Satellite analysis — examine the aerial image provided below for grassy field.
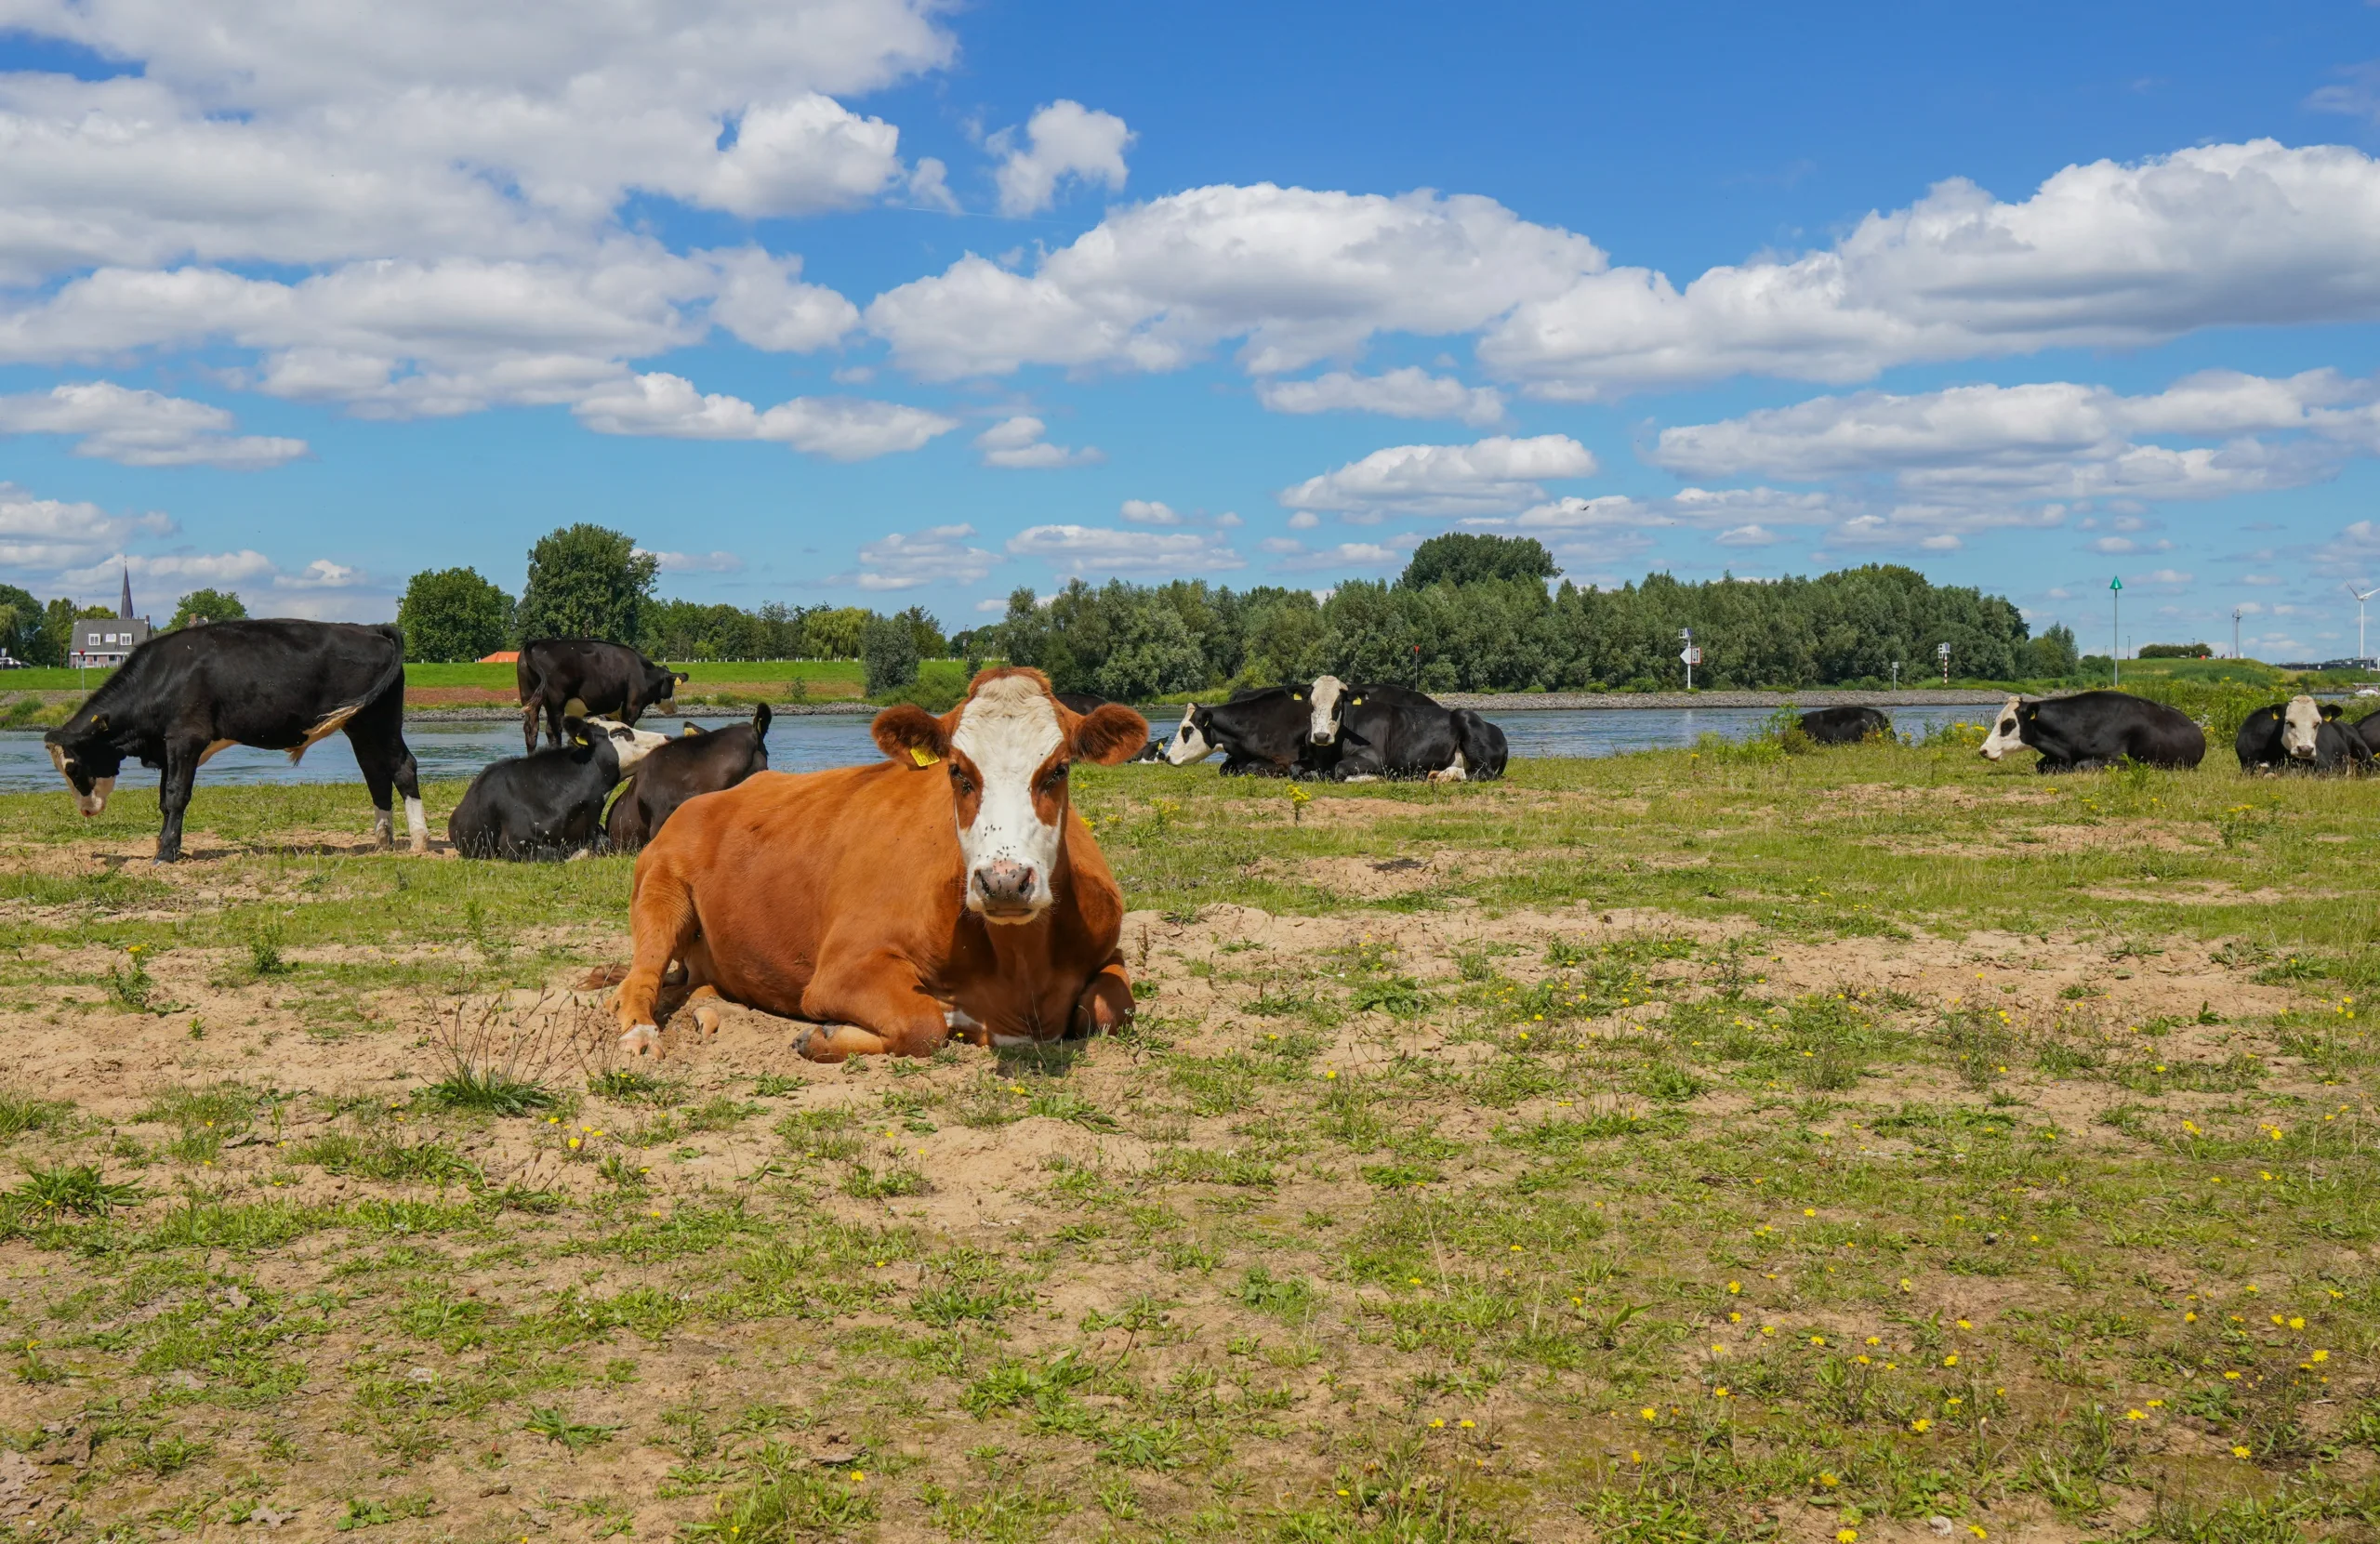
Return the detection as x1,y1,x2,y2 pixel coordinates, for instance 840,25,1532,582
0,735,2376,1542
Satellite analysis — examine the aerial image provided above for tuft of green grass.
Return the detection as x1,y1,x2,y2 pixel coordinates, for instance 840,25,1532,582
0,1089,72,1141
522,1405,621,1453
12,1163,142,1216
424,1066,556,1116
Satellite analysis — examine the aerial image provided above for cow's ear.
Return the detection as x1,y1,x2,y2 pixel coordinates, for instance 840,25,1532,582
681,723,702,737
2323,703,2345,719
1291,692,1303,700
563,715,589,746
1071,703,1149,766
1351,695,1364,706
873,704,950,765
89,714,107,734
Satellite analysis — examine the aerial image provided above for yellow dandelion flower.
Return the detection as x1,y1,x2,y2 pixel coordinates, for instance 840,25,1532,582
1640,1407,1657,1421
1911,1419,1930,1433
2232,1445,2251,1458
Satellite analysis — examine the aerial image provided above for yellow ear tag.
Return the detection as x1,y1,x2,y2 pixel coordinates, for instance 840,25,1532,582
909,746,940,767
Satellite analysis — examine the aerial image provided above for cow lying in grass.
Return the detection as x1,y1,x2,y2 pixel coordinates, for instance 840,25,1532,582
613,667,1146,1061
448,707,667,859
606,704,772,850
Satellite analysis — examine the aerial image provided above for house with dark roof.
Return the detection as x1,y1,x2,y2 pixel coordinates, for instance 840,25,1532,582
69,569,154,668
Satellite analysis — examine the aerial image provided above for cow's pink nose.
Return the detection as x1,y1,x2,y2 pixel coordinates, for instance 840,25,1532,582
974,861,1037,907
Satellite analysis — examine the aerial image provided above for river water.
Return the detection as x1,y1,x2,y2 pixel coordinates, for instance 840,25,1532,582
0,704,1999,795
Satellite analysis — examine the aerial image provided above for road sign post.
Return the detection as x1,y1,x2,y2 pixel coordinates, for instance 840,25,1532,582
2110,575,2122,687
1679,628,1699,691
1937,640,1950,685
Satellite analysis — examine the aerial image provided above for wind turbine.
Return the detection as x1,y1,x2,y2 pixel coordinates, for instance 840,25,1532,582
2352,583,2380,664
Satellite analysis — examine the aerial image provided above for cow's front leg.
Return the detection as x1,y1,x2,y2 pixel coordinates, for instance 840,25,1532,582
798,949,952,1061
153,739,204,864
1067,961,1134,1041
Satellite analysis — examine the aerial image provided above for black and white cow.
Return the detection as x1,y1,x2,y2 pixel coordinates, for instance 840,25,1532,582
450,710,668,859
1165,686,1327,776
1302,675,1503,783
1450,709,1510,780
517,639,688,755
605,704,772,850
1977,691,2206,772
1798,706,1893,745
43,619,423,863
2236,695,2372,773
2354,708,2380,760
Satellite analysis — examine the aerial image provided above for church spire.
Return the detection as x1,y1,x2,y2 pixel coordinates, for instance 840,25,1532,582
118,566,133,621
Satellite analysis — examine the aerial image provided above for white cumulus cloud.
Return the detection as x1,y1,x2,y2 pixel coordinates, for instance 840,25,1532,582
1255,367,1504,426
1004,524,1243,576
1483,140,2380,399
0,482,176,574
1278,434,1597,520
640,549,744,574
835,523,996,591
990,100,1132,218
0,381,307,468
866,184,1603,380
974,415,1099,468
574,372,956,459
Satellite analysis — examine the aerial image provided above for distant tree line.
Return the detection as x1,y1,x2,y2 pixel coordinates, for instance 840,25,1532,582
371,526,2075,700
978,534,2076,700
397,524,948,692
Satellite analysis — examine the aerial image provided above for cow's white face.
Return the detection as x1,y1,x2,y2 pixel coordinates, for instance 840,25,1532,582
1977,695,2028,761
1309,676,1344,745
1165,705,1216,765
588,717,668,772
2281,694,2325,759
46,742,114,815
949,675,1070,921
877,672,1146,923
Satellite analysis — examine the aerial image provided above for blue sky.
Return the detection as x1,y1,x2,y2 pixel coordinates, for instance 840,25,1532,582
5,1,2380,658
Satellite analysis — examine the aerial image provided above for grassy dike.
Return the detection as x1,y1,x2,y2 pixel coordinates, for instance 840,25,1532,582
0,737,2374,1540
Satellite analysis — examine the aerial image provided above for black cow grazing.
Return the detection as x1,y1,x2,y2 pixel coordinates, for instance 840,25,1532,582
450,709,668,859
43,619,423,863
1165,686,1329,776
517,639,688,755
1977,691,2206,772
1798,706,1893,745
1450,709,1510,780
605,705,772,851
2236,695,2372,774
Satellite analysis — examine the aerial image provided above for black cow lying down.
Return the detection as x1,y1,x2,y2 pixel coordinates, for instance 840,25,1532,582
1166,686,1327,776
1977,691,2205,772
2237,695,2372,774
605,705,773,851
518,638,687,755
1798,706,1892,745
450,709,667,859
44,619,423,863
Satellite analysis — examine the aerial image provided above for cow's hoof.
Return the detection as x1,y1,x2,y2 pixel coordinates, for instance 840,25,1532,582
692,1000,724,1037
619,1024,661,1058
794,1025,849,1063
409,838,430,855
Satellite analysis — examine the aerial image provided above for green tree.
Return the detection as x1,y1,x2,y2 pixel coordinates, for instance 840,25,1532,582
862,611,919,695
897,605,946,660
398,567,514,662
169,588,248,628
0,585,46,664
1399,534,1559,589
515,524,656,643
801,606,870,659
2026,623,2080,677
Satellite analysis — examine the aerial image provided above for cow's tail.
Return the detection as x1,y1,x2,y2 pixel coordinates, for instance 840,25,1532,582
751,702,773,743
289,627,408,766
517,649,545,724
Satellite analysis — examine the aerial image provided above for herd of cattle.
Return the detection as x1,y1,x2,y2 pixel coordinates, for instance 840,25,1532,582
30,619,2380,871
28,619,2380,1061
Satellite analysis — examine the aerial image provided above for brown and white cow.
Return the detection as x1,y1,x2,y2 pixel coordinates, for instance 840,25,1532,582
611,667,1148,1061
